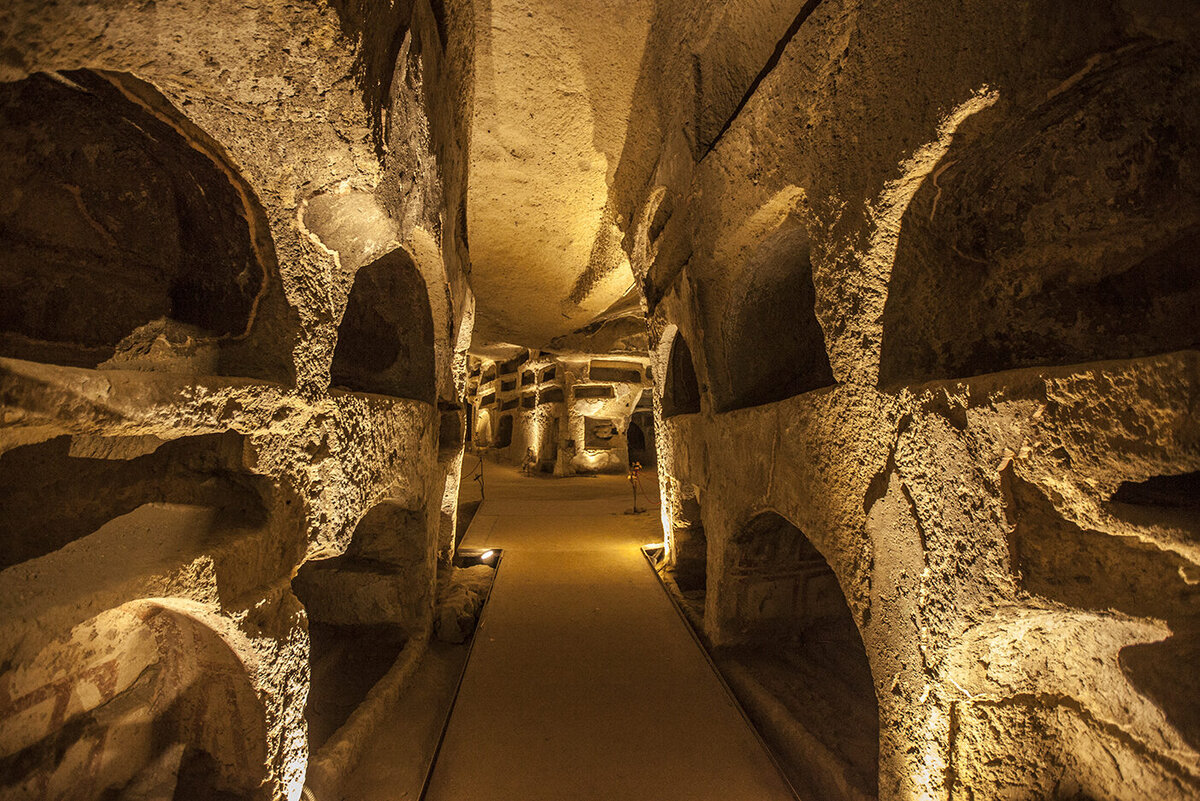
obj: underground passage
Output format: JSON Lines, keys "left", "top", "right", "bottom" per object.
{"left": 1, "top": 2, "right": 1198, "bottom": 800}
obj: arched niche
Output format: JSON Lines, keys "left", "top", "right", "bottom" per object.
{"left": 715, "top": 222, "right": 834, "bottom": 412}
{"left": 723, "top": 510, "right": 878, "bottom": 799}
{"left": 0, "top": 432, "right": 266, "bottom": 573}
{"left": 879, "top": 42, "right": 1200, "bottom": 386}
{"left": 496, "top": 414, "right": 515, "bottom": 448}
{"left": 0, "top": 70, "right": 289, "bottom": 380}
{"left": 0, "top": 600, "right": 268, "bottom": 800}
{"left": 661, "top": 332, "right": 701, "bottom": 418}
{"left": 331, "top": 247, "right": 436, "bottom": 402}
{"left": 292, "top": 499, "right": 427, "bottom": 751}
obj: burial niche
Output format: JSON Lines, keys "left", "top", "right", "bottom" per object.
{"left": 0, "top": 601, "right": 268, "bottom": 800}
{"left": 716, "top": 221, "right": 833, "bottom": 412}
{"left": 879, "top": 42, "right": 1200, "bottom": 386}
{"left": 330, "top": 248, "right": 435, "bottom": 402}
{"left": 0, "top": 70, "right": 278, "bottom": 376}
{"left": 292, "top": 500, "right": 428, "bottom": 751}
{"left": 723, "top": 511, "right": 878, "bottom": 800}
{"left": 0, "top": 432, "right": 266, "bottom": 573}
{"left": 661, "top": 333, "right": 701, "bottom": 418}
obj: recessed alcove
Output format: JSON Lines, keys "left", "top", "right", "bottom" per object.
{"left": 715, "top": 223, "right": 834, "bottom": 412}
{"left": 0, "top": 70, "right": 284, "bottom": 379}
{"left": 661, "top": 334, "right": 701, "bottom": 418}
{"left": 0, "top": 601, "right": 267, "bottom": 800}
{"left": 879, "top": 43, "right": 1200, "bottom": 386}
{"left": 720, "top": 511, "right": 879, "bottom": 801}
{"left": 293, "top": 499, "right": 430, "bottom": 752}
{"left": 331, "top": 248, "right": 436, "bottom": 401}
{"left": 0, "top": 432, "right": 265, "bottom": 572}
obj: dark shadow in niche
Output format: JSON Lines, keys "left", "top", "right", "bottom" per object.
{"left": 1120, "top": 619, "right": 1200, "bottom": 752}
{"left": 0, "top": 70, "right": 291, "bottom": 381}
{"left": 292, "top": 499, "right": 427, "bottom": 751}
{"left": 661, "top": 333, "right": 701, "bottom": 418}
{"left": 879, "top": 42, "right": 1200, "bottom": 387}
{"left": 0, "top": 602, "right": 267, "bottom": 799}
{"left": 496, "top": 414, "right": 514, "bottom": 448}
{"left": 1112, "top": 472, "right": 1200, "bottom": 508}
{"left": 0, "top": 432, "right": 265, "bottom": 572}
{"left": 627, "top": 411, "right": 657, "bottom": 467}
{"left": 1003, "top": 470, "right": 1200, "bottom": 620}
{"left": 331, "top": 248, "right": 435, "bottom": 402}
{"left": 715, "top": 221, "right": 833, "bottom": 412}
{"left": 720, "top": 510, "right": 878, "bottom": 800}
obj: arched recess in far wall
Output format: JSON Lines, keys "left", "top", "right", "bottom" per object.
{"left": 0, "top": 69, "right": 293, "bottom": 382}
{"left": 879, "top": 41, "right": 1200, "bottom": 387}
{"left": 713, "top": 217, "right": 833, "bottom": 412}
{"left": 659, "top": 327, "right": 702, "bottom": 418}
{"left": 331, "top": 246, "right": 436, "bottom": 402}
{"left": 0, "top": 599, "right": 269, "bottom": 800}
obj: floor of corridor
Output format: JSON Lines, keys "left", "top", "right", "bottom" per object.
{"left": 421, "top": 461, "right": 797, "bottom": 801}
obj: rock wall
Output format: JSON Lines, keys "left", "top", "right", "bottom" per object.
{"left": 622, "top": 1, "right": 1200, "bottom": 798}
{"left": 0, "top": 1, "right": 475, "bottom": 798}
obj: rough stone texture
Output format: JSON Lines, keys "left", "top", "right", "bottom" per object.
{"left": 435, "top": 564, "right": 496, "bottom": 644}
{"left": 0, "top": 0, "right": 475, "bottom": 797}
{"left": 621, "top": 1, "right": 1200, "bottom": 798}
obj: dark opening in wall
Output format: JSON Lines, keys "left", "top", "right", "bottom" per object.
{"left": 662, "top": 334, "right": 701, "bottom": 418}
{"left": 541, "top": 366, "right": 556, "bottom": 382}
{"left": 574, "top": 385, "right": 616, "bottom": 400}
{"left": 589, "top": 364, "right": 642, "bottom": 383}
{"left": 722, "top": 511, "right": 878, "bottom": 800}
{"left": 0, "top": 432, "right": 265, "bottom": 572}
{"left": 501, "top": 379, "right": 516, "bottom": 392}
{"left": 1005, "top": 471, "right": 1200, "bottom": 620}
{"left": 520, "top": 395, "right": 535, "bottom": 410}
{"left": 879, "top": 42, "right": 1200, "bottom": 386}
{"left": 715, "top": 223, "right": 833, "bottom": 412}
{"left": 1112, "top": 471, "right": 1200, "bottom": 508}
{"left": 480, "top": 391, "right": 496, "bottom": 407}
{"left": 438, "top": 407, "right": 463, "bottom": 456}
{"left": 482, "top": 364, "right": 498, "bottom": 383}
{"left": 0, "top": 70, "right": 283, "bottom": 377}
{"left": 496, "top": 414, "right": 514, "bottom": 448}
{"left": 672, "top": 496, "right": 707, "bottom": 599}
{"left": 331, "top": 248, "right": 435, "bottom": 401}
{"left": 501, "top": 398, "right": 519, "bottom": 411}
{"left": 628, "top": 411, "right": 656, "bottom": 467}
{"left": 521, "top": 371, "right": 536, "bottom": 386}
{"left": 539, "top": 387, "right": 564, "bottom": 404}
{"left": 292, "top": 500, "right": 428, "bottom": 751}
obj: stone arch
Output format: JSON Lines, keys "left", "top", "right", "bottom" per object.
{"left": 0, "top": 69, "right": 290, "bottom": 381}
{"left": 714, "top": 220, "right": 834, "bottom": 412}
{"left": 474, "top": 407, "right": 494, "bottom": 446}
{"left": 0, "top": 431, "right": 267, "bottom": 573}
{"left": 879, "top": 42, "right": 1200, "bottom": 386}
{"left": 331, "top": 247, "right": 436, "bottom": 402}
{"left": 0, "top": 600, "right": 268, "bottom": 800}
{"left": 660, "top": 329, "right": 701, "bottom": 418}
{"left": 720, "top": 509, "right": 879, "bottom": 800}
{"left": 292, "top": 498, "right": 427, "bottom": 752}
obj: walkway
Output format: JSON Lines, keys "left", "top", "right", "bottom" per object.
{"left": 423, "top": 464, "right": 796, "bottom": 801}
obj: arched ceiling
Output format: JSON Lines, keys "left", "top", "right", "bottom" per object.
{"left": 466, "top": 0, "right": 654, "bottom": 349}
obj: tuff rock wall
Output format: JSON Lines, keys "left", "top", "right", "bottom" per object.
{"left": 624, "top": 1, "right": 1200, "bottom": 799}
{"left": 0, "top": 1, "right": 475, "bottom": 798}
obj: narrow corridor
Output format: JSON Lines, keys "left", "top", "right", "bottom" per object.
{"left": 422, "top": 466, "right": 796, "bottom": 801}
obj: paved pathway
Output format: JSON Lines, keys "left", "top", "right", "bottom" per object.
{"left": 423, "top": 465, "right": 796, "bottom": 801}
